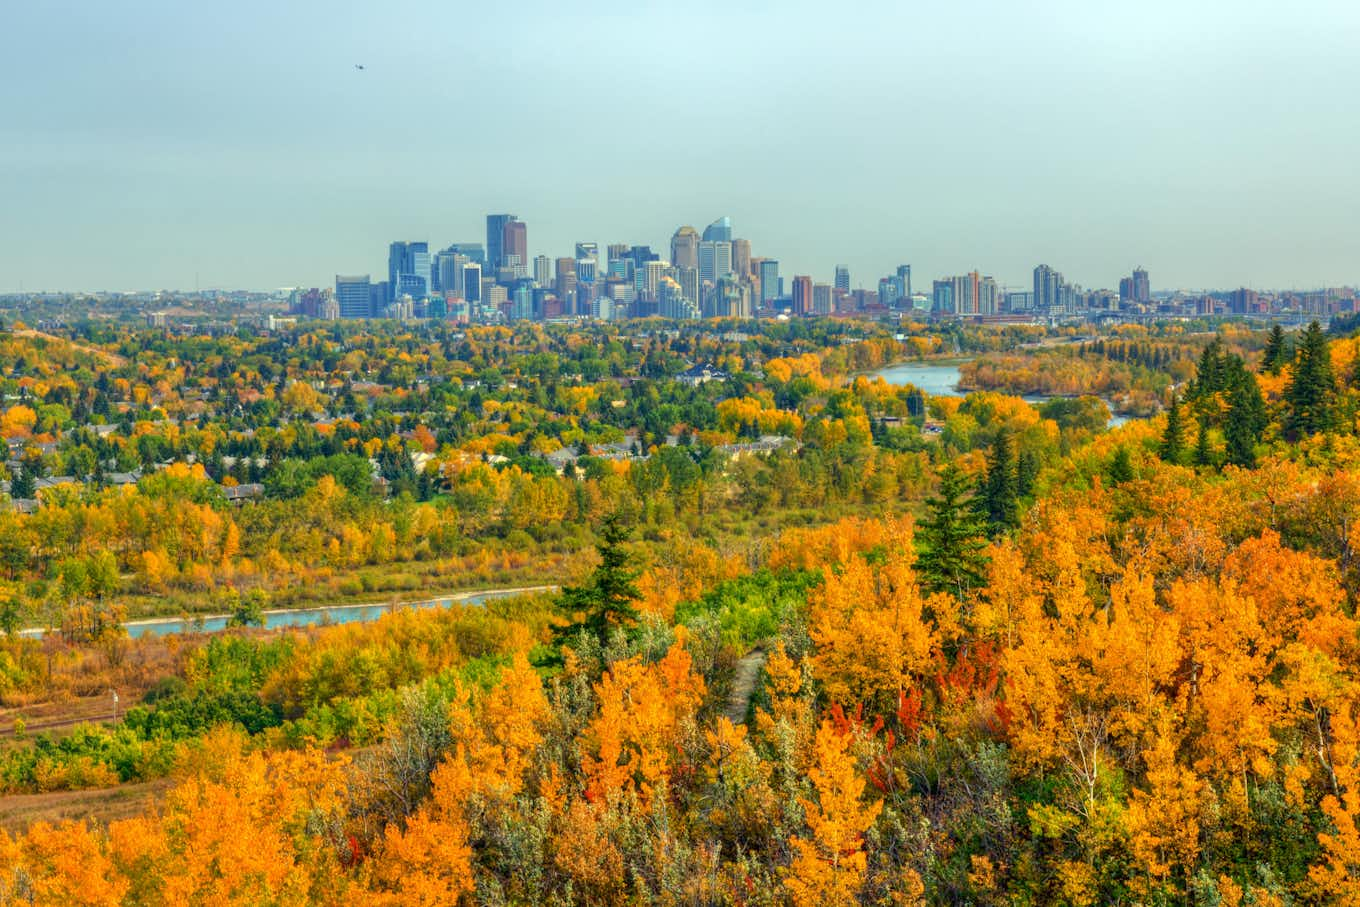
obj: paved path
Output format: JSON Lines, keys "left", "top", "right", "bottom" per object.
{"left": 724, "top": 648, "right": 767, "bottom": 726}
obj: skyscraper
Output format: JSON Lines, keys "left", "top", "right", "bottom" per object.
{"left": 555, "top": 257, "right": 577, "bottom": 308}
{"left": 670, "top": 226, "right": 700, "bottom": 270}
{"left": 702, "top": 216, "right": 732, "bottom": 243}
{"left": 757, "top": 259, "right": 780, "bottom": 303}
{"left": 462, "top": 263, "right": 482, "bottom": 303}
{"left": 335, "top": 275, "right": 373, "bottom": 319}
{"left": 698, "top": 241, "right": 732, "bottom": 284}
{"left": 502, "top": 221, "right": 528, "bottom": 277}
{"left": 1132, "top": 267, "right": 1150, "bottom": 303}
{"left": 896, "top": 265, "right": 912, "bottom": 298}
{"left": 575, "top": 242, "right": 598, "bottom": 261}
{"left": 1033, "top": 264, "right": 1065, "bottom": 311}
{"left": 533, "top": 255, "right": 551, "bottom": 286}
{"left": 834, "top": 265, "right": 850, "bottom": 292}
{"left": 792, "top": 275, "right": 814, "bottom": 316}
{"left": 731, "top": 239, "right": 752, "bottom": 278}
{"left": 486, "top": 214, "right": 516, "bottom": 271}
{"left": 388, "top": 242, "right": 430, "bottom": 302}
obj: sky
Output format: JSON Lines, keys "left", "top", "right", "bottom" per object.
{"left": 2, "top": 0, "right": 1358, "bottom": 294}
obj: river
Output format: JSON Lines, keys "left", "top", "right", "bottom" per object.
{"left": 873, "top": 359, "right": 1133, "bottom": 428}
{"left": 20, "top": 585, "right": 557, "bottom": 641}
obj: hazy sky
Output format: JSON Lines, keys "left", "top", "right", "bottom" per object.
{"left": 3, "top": 0, "right": 1358, "bottom": 293}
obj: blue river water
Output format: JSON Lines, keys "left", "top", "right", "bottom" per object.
{"left": 872, "top": 360, "right": 1132, "bottom": 428}
{"left": 20, "top": 586, "right": 554, "bottom": 641}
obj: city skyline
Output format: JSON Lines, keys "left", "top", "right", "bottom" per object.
{"left": 3, "top": 1, "right": 1359, "bottom": 292}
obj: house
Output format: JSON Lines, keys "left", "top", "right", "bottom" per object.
{"left": 676, "top": 363, "right": 730, "bottom": 387}
{"left": 223, "top": 483, "right": 265, "bottom": 504}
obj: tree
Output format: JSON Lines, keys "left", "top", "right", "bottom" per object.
{"left": 1224, "top": 368, "right": 1267, "bottom": 468}
{"left": 1284, "top": 321, "right": 1335, "bottom": 439}
{"left": 8, "top": 465, "right": 35, "bottom": 500}
{"left": 977, "top": 429, "right": 1019, "bottom": 532}
{"left": 227, "top": 589, "right": 267, "bottom": 628}
{"left": 1108, "top": 446, "right": 1134, "bottom": 485}
{"left": 917, "top": 464, "right": 989, "bottom": 600}
{"left": 1193, "top": 421, "right": 1213, "bottom": 468}
{"left": 784, "top": 719, "right": 883, "bottom": 907}
{"left": 552, "top": 514, "right": 642, "bottom": 650}
{"left": 1262, "top": 324, "right": 1290, "bottom": 374}
{"left": 1159, "top": 393, "right": 1185, "bottom": 463}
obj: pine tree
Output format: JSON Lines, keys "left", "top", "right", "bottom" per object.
{"left": 1159, "top": 394, "right": 1185, "bottom": 463}
{"left": 1108, "top": 446, "right": 1135, "bottom": 485}
{"left": 917, "top": 464, "right": 989, "bottom": 600}
{"left": 1194, "top": 421, "right": 1213, "bottom": 468}
{"left": 1262, "top": 324, "right": 1289, "bottom": 374}
{"left": 552, "top": 515, "right": 642, "bottom": 649}
{"left": 1224, "top": 368, "right": 1267, "bottom": 468}
{"left": 8, "top": 466, "right": 35, "bottom": 500}
{"left": 1284, "top": 321, "right": 1334, "bottom": 439}
{"left": 977, "top": 429, "right": 1019, "bottom": 532}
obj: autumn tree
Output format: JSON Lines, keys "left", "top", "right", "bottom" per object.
{"left": 784, "top": 719, "right": 882, "bottom": 907}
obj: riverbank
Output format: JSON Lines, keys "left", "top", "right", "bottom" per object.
{"left": 19, "top": 583, "right": 559, "bottom": 640}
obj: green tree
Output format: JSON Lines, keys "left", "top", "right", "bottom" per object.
{"left": 1160, "top": 393, "right": 1185, "bottom": 463}
{"left": 1224, "top": 368, "right": 1267, "bottom": 468}
{"left": 227, "top": 588, "right": 268, "bottom": 628}
{"left": 917, "top": 464, "right": 989, "bottom": 600}
{"left": 8, "top": 466, "right": 35, "bottom": 500}
{"left": 552, "top": 515, "right": 642, "bottom": 650}
{"left": 1284, "top": 321, "right": 1335, "bottom": 439}
{"left": 1262, "top": 324, "right": 1290, "bottom": 374}
{"left": 1194, "top": 421, "right": 1214, "bottom": 468}
{"left": 1108, "top": 446, "right": 1134, "bottom": 485}
{"left": 976, "top": 429, "right": 1019, "bottom": 532}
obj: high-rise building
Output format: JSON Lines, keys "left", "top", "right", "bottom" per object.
{"left": 1132, "top": 267, "right": 1150, "bottom": 303}
{"left": 1033, "top": 264, "right": 1066, "bottom": 312}
{"left": 576, "top": 258, "right": 597, "bottom": 283}
{"left": 834, "top": 266, "right": 850, "bottom": 292}
{"left": 555, "top": 257, "right": 577, "bottom": 306}
{"left": 813, "top": 283, "right": 833, "bottom": 315}
{"left": 533, "top": 255, "right": 552, "bottom": 286}
{"left": 698, "top": 241, "right": 732, "bottom": 284}
{"left": 575, "top": 242, "right": 598, "bottom": 261}
{"left": 980, "top": 276, "right": 998, "bottom": 315}
{"left": 702, "top": 217, "right": 732, "bottom": 243}
{"left": 486, "top": 214, "right": 516, "bottom": 271}
{"left": 388, "top": 242, "right": 430, "bottom": 302}
{"left": 670, "top": 227, "right": 700, "bottom": 270}
{"left": 644, "top": 260, "right": 667, "bottom": 300}
{"left": 335, "top": 275, "right": 373, "bottom": 319}
{"left": 731, "top": 239, "right": 752, "bottom": 278}
{"left": 658, "top": 276, "right": 699, "bottom": 320}
{"left": 757, "top": 259, "right": 781, "bottom": 303}
{"left": 932, "top": 279, "right": 955, "bottom": 314}
{"left": 896, "top": 265, "right": 912, "bottom": 298}
{"left": 462, "top": 263, "right": 482, "bottom": 303}
{"left": 502, "top": 221, "right": 527, "bottom": 276}
{"left": 1229, "top": 287, "right": 1260, "bottom": 314}
{"left": 676, "top": 266, "right": 700, "bottom": 306}
{"left": 952, "top": 271, "right": 981, "bottom": 315}
{"left": 446, "top": 242, "right": 485, "bottom": 265}
{"left": 792, "top": 275, "right": 814, "bottom": 316}
{"left": 436, "top": 252, "right": 471, "bottom": 297}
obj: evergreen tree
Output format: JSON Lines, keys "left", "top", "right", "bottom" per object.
{"left": 917, "top": 464, "right": 989, "bottom": 600}
{"left": 1284, "top": 321, "right": 1334, "bottom": 439}
{"left": 552, "top": 515, "right": 642, "bottom": 649}
{"left": 1224, "top": 369, "right": 1267, "bottom": 468}
{"left": 1108, "top": 446, "right": 1134, "bottom": 485}
{"left": 1159, "top": 393, "right": 1185, "bottom": 463}
{"left": 977, "top": 429, "right": 1019, "bottom": 532}
{"left": 1194, "top": 421, "right": 1213, "bottom": 468}
{"left": 8, "top": 466, "right": 35, "bottom": 500}
{"left": 1262, "top": 324, "right": 1289, "bottom": 374}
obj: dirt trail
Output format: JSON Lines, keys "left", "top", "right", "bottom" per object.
{"left": 724, "top": 648, "right": 767, "bottom": 726}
